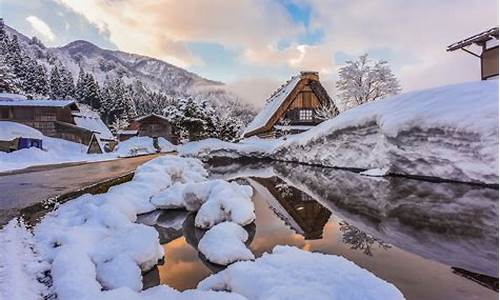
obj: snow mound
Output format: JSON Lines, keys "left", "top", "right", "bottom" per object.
{"left": 198, "top": 222, "right": 254, "bottom": 265}
{"left": 115, "top": 136, "right": 158, "bottom": 157}
{"left": 115, "top": 137, "right": 176, "bottom": 157}
{"left": 199, "top": 245, "right": 405, "bottom": 300}
{"left": 0, "top": 121, "right": 43, "bottom": 140}
{"left": 150, "top": 179, "right": 255, "bottom": 228}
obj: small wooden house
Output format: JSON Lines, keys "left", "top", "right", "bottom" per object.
{"left": 243, "top": 71, "right": 338, "bottom": 138}
{"left": 447, "top": 27, "right": 499, "bottom": 80}
{"left": 118, "top": 114, "right": 178, "bottom": 144}
{"left": 0, "top": 99, "right": 114, "bottom": 148}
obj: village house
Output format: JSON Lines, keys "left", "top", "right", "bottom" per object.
{"left": 447, "top": 27, "right": 499, "bottom": 80}
{"left": 0, "top": 97, "right": 114, "bottom": 149}
{"left": 243, "top": 71, "right": 338, "bottom": 138}
{"left": 117, "top": 113, "right": 178, "bottom": 144}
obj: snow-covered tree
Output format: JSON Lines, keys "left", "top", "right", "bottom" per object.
{"left": 100, "top": 76, "right": 135, "bottom": 125}
{"left": 0, "top": 55, "right": 17, "bottom": 93}
{"left": 59, "top": 66, "right": 75, "bottom": 98}
{"left": 164, "top": 97, "right": 217, "bottom": 141}
{"left": 315, "top": 99, "right": 340, "bottom": 120}
{"left": 22, "top": 57, "right": 48, "bottom": 97}
{"left": 336, "top": 54, "right": 401, "bottom": 110}
{"left": 49, "top": 65, "right": 64, "bottom": 98}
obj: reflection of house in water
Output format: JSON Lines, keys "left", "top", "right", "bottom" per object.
{"left": 250, "top": 177, "right": 331, "bottom": 240}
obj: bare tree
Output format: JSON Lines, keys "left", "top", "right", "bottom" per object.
{"left": 315, "top": 99, "right": 340, "bottom": 120}
{"left": 336, "top": 54, "right": 401, "bottom": 110}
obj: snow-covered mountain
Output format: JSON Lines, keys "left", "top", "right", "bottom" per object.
{"left": 4, "top": 24, "right": 229, "bottom": 99}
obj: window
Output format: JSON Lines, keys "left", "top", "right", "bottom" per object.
{"left": 299, "top": 109, "right": 313, "bottom": 121}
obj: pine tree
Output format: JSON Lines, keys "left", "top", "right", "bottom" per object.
{"left": 59, "top": 66, "right": 75, "bottom": 99}
{"left": 0, "top": 56, "right": 17, "bottom": 93}
{"left": 0, "top": 19, "right": 9, "bottom": 55}
{"left": 5, "top": 35, "right": 26, "bottom": 91}
{"left": 49, "top": 65, "right": 63, "bottom": 98}
{"left": 75, "top": 67, "right": 86, "bottom": 102}
{"left": 85, "top": 74, "right": 101, "bottom": 110}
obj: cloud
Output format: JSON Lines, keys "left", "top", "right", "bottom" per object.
{"left": 302, "top": 0, "right": 498, "bottom": 91}
{"left": 52, "top": 0, "right": 304, "bottom": 68}
{"left": 25, "top": 15, "right": 56, "bottom": 41}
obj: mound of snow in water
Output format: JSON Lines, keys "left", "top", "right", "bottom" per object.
{"left": 199, "top": 245, "right": 405, "bottom": 300}
{"left": 198, "top": 221, "right": 254, "bottom": 265}
{"left": 150, "top": 179, "right": 255, "bottom": 228}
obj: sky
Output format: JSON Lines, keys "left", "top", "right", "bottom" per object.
{"left": 1, "top": 0, "right": 498, "bottom": 107}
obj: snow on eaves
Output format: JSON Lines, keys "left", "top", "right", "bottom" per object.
{"left": 243, "top": 75, "right": 301, "bottom": 135}
{"left": 0, "top": 121, "right": 44, "bottom": 141}
{"left": 0, "top": 99, "right": 75, "bottom": 107}
{"left": 0, "top": 93, "right": 27, "bottom": 100}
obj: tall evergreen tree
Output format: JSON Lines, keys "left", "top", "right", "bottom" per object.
{"left": 75, "top": 67, "right": 86, "bottom": 102}
{"left": 59, "top": 66, "right": 75, "bottom": 98}
{"left": 49, "top": 65, "right": 63, "bottom": 98}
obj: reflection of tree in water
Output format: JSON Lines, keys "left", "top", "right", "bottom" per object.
{"left": 275, "top": 182, "right": 293, "bottom": 199}
{"left": 339, "top": 221, "right": 391, "bottom": 256}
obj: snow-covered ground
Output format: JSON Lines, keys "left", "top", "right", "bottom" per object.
{"left": 0, "top": 129, "right": 117, "bottom": 173}
{"left": 0, "top": 156, "right": 405, "bottom": 300}
{"left": 182, "top": 81, "right": 499, "bottom": 185}
{"left": 115, "top": 136, "right": 176, "bottom": 158}
{"left": 0, "top": 121, "right": 178, "bottom": 172}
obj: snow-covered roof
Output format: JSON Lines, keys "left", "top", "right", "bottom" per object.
{"left": 0, "top": 99, "right": 76, "bottom": 108}
{"left": 447, "top": 27, "right": 499, "bottom": 51}
{"left": 0, "top": 121, "right": 43, "bottom": 140}
{"left": 134, "top": 113, "right": 170, "bottom": 122}
{"left": 72, "top": 109, "right": 114, "bottom": 140}
{"left": 243, "top": 75, "right": 301, "bottom": 136}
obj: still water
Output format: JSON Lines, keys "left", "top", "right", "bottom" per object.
{"left": 138, "top": 162, "right": 499, "bottom": 300}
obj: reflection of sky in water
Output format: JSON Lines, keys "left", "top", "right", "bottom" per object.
{"left": 154, "top": 174, "right": 498, "bottom": 300}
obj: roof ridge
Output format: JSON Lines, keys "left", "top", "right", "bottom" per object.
{"left": 266, "top": 75, "right": 299, "bottom": 104}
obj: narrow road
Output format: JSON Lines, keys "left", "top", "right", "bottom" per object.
{"left": 0, "top": 154, "right": 163, "bottom": 225}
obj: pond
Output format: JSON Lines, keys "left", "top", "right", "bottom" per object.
{"left": 138, "top": 161, "right": 499, "bottom": 300}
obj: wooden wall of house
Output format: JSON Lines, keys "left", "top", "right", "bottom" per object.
{"left": 288, "top": 86, "right": 321, "bottom": 110}
{"left": 137, "top": 117, "right": 178, "bottom": 144}
{"left": 482, "top": 46, "right": 499, "bottom": 79}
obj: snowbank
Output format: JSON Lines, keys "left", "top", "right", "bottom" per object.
{"left": 0, "top": 135, "right": 116, "bottom": 172}
{"left": 32, "top": 156, "right": 251, "bottom": 300}
{"left": 0, "top": 121, "right": 43, "bottom": 140}
{"left": 178, "top": 137, "right": 280, "bottom": 159}
{"left": 0, "top": 219, "right": 49, "bottom": 300}
{"left": 115, "top": 137, "right": 176, "bottom": 157}
{"left": 277, "top": 80, "right": 499, "bottom": 184}
{"left": 198, "top": 222, "right": 254, "bottom": 265}
{"left": 199, "top": 245, "right": 405, "bottom": 300}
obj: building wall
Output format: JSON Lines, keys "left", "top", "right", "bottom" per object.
{"left": 136, "top": 117, "right": 178, "bottom": 144}
{"left": 482, "top": 46, "right": 499, "bottom": 79}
